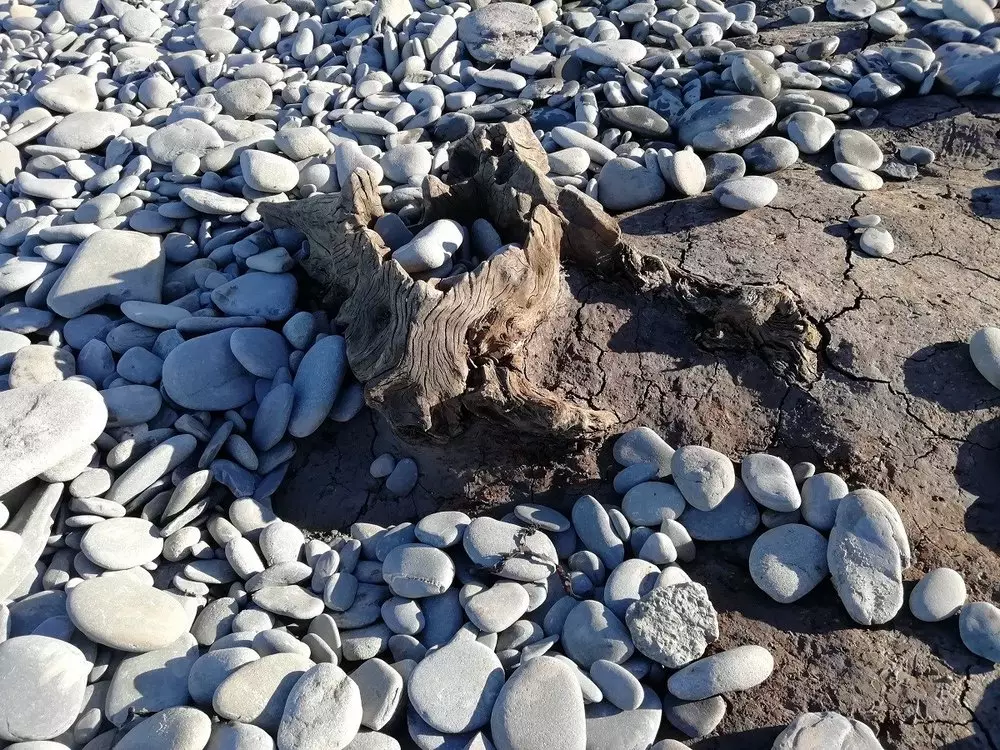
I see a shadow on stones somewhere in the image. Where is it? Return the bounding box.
[903,342,1000,414]
[971,186,1000,220]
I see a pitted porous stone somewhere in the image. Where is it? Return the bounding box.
[625,583,719,668]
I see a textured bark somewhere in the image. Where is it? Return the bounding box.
[262,119,817,442]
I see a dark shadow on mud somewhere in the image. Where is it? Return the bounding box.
[971,186,1000,220]
[956,415,1000,553]
[904,342,1000,414]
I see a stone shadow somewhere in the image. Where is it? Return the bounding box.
[956,416,1000,553]
[971,186,1000,220]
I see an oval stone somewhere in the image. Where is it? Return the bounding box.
[676,96,778,152]
[408,640,505,734]
[909,567,967,622]
[667,645,774,700]
[81,517,164,570]
[491,656,586,750]
[749,524,829,603]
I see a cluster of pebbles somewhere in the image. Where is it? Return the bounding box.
[2,421,999,749]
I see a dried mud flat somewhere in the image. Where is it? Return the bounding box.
[278,90,1000,749]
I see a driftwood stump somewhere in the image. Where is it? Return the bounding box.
[261,119,818,443]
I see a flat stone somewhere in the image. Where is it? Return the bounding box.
[784,112,836,154]
[351,658,404,731]
[750,524,829,603]
[113,707,213,750]
[240,149,298,193]
[213,652,314,731]
[590,659,644,711]
[230,328,289,378]
[211,273,297,322]
[490,656,586,750]
[713,175,779,210]
[0,635,90,742]
[513,504,569,533]
[47,230,163,318]
[831,163,884,191]
[672,445,735,511]
[742,137,799,174]
[206,722,276,750]
[574,39,647,66]
[909,567,967,622]
[603,106,671,138]
[959,601,1000,663]
[667,645,774,700]
[772,711,884,749]
[464,580,530,633]
[458,3,543,64]
[35,74,98,113]
[408,639,505,733]
[411,511,470,548]
[584,687,662,750]
[463,517,558,582]
[676,96,778,152]
[252,585,325,620]
[625,583,719,668]
[46,111,130,151]
[81,517,164,570]
[827,490,906,625]
[0,380,107,497]
[106,434,198,504]
[106,634,200,726]
[562,599,634,669]
[278,663,363,750]
[67,575,189,652]
[834,130,884,171]
[162,329,256,411]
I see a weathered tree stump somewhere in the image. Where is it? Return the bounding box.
[261,119,818,444]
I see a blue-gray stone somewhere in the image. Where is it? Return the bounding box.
[162,329,256,410]
[211,273,297,322]
[230,328,289,378]
[289,335,348,438]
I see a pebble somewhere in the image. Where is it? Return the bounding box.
[213,652,314,731]
[572,495,625,569]
[750,524,829,603]
[106,634,201,726]
[408,640,505,733]
[741,453,802,511]
[831,163,884,191]
[459,3,543,64]
[959,602,1000,663]
[277,663,363,750]
[772,711,885,749]
[970,327,1000,390]
[382,544,455,598]
[597,158,666,213]
[290,335,348,438]
[584,687,662,750]
[625,583,719,668]
[663,694,727,739]
[81,517,164,570]
[188,647,261,706]
[491,656,586,750]
[713,176,779,210]
[859,227,894,257]
[590,659,644,711]
[742,137,799,174]
[909,568,967,622]
[0,635,90,742]
[114,707,212,750]
[613,427,674,476]
[834,130,885,171]
[801,472,849,531]
[667,645,774,700]
[672,445,736,511]
[463,517,558,582]
[678,480,761,540]
[827,491,905,625]
[562,599,634,668]
[66,576,189,652]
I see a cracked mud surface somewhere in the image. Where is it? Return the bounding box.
[277,92,1000,748]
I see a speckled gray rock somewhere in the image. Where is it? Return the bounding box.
[491,656,586,750]
[277,663,363,750]
[672,446,735,511]
[463,517,558,582]
[625,583,718,668]
[833,130,884,171]
[678,481,760,541]
[741,453,802,511]
[750,524,829,603]
[0,635,90,742]
[909,568,966,622]
[351,658,404,731]
[771,711,884,749]
[562,599,634,668]
[959,601,1000,663]
[408,640,505,733]
[458,2,543,64]
[667,645,774,700]
[597,158,666,212]
[800,473,849,531]
[827,491,905,626]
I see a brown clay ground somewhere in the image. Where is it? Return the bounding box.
[276,51,1000,750]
